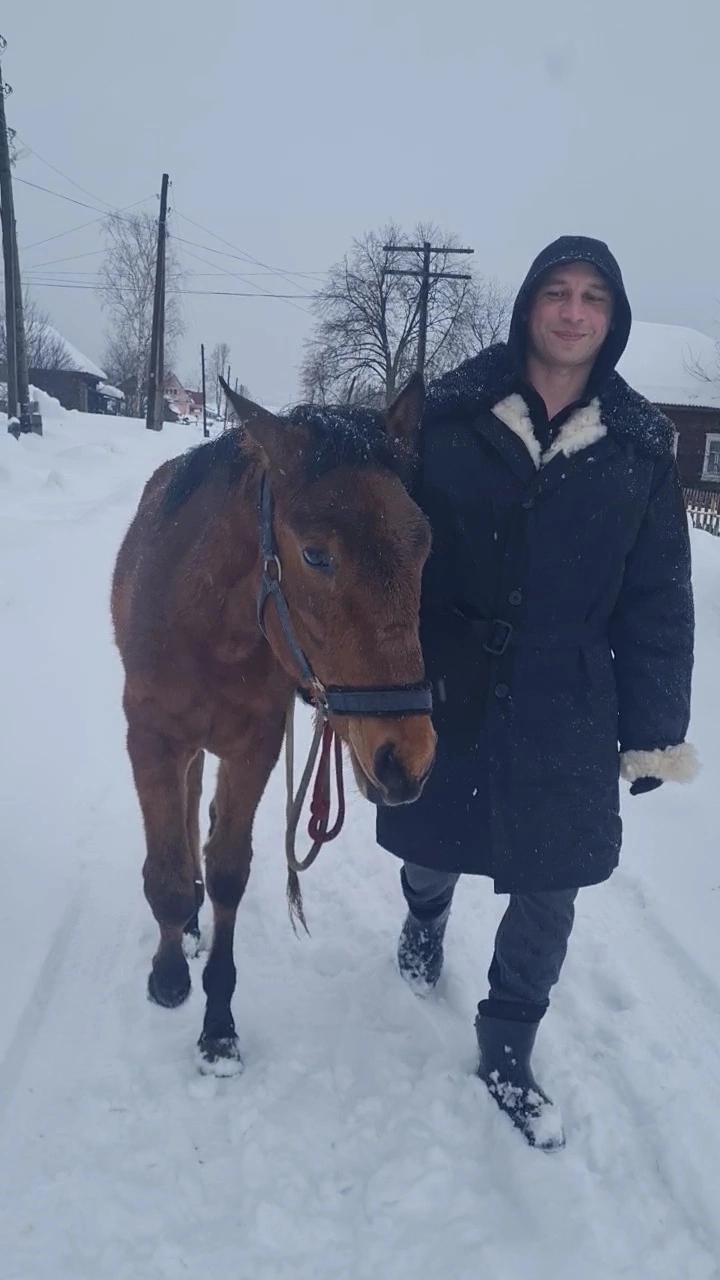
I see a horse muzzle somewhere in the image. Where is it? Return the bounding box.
[348,717,436,807]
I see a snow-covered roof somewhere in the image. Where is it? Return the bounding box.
[45,325,107,381]
[97,382,124,400]
[618,321,720,410]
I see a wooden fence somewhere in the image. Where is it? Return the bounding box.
[683,486,720,513]
[683,487,720,536]
[687,506,720,536]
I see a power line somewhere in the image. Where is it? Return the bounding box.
[174,239,310,298]
[22,247,106,269]
[13,133,116,209]
[22,279,314,298]
[19,195,155,252]
[172,237,315,316]
[171,207,326,284]
[14,174,131,217]
[176,286,314,298]
[170,231,323,280]
[21,216,107,251]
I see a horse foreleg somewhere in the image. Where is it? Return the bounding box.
[183,750,206,945]
[198,717,285,1073]
[126,724,197,1008]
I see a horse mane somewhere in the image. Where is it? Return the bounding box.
[162,404,401,518]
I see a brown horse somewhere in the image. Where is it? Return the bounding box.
[111,376,436,1072]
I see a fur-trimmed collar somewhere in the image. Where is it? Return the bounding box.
[493,394,607,468]
[424,343,675,458]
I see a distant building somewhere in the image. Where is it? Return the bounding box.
[26,326,118,414]
[96,382,126,415]
[163,372,193,418]
[618,322,720,496]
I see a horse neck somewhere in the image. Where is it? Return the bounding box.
[208,462,264,592]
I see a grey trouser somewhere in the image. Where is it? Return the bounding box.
[401,861,578,1016]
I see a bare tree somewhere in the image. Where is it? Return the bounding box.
[300,223,478,406]
[208,341,231,414]
[460,277,513,353]
[1,292,71,369]
[684,346,720,388]
[97,211,184,415]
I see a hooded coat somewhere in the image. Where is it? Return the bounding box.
[377,236,696,893]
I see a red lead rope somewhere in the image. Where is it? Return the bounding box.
[307,721,346,844]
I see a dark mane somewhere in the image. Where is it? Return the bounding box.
[287,403,399,479]
[163,429,250,518]
[162,403,401,518]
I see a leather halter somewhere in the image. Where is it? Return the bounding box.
[257,472,432,719]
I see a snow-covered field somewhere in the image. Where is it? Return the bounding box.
[1,395,719,1280]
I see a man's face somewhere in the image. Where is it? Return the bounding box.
[527,262,614,373]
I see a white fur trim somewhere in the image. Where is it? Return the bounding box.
[620,743,700,784]
[492,394,542,468]
[542,398,606,464]
[492,395,606,469]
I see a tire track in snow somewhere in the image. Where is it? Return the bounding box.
[554,883,720,1271]
[616,869,720,1023]
[0,887,84,1123]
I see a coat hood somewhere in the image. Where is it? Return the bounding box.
[507,235,633,398]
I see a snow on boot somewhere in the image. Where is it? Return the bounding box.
[397,907,449,994]
[475,1008,565,1151]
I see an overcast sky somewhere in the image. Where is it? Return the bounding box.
[4,0,720,406]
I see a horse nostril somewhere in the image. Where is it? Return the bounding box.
[373,742,421,805]
[374,742,400,784]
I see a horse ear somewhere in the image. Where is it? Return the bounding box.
[384,372,425,449]
[220,377,296,468]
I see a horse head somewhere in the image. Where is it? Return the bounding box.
[222,375,437,806]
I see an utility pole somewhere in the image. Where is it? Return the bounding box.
[200,342,208,438]
[223,363,231,429]
[146,172,169,431]
[416,241,432,377]
[383,239,474,379]
[0,42,39,436]
[0,57,18,429]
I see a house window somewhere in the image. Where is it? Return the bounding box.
[702,433,720,480]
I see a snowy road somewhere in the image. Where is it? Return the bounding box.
[1,403,719,1280]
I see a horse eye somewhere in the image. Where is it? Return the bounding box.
[302,546,333,571]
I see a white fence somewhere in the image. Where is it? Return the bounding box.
[687,505,720,536]
[683,488,720,537]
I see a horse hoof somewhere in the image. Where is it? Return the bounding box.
[147,960,191,1008]
[196,1032,244,1077]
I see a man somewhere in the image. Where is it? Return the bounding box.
[376,236,697,1151]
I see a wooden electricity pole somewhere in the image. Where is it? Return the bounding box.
[383,239,474,378]
[0,62,18,428]
[223,363,231,429]
[0,44,39,436]
[200,342,208,437]
[145,172,169,431]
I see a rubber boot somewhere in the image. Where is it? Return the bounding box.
[475,1007,565,1151]
[397,905,450,994]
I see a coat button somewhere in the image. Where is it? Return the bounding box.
[508,589,522,607]
[494,682,510,699]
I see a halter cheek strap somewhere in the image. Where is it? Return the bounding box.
[256,472,432,719]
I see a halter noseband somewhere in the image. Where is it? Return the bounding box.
[257,472,432,719]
